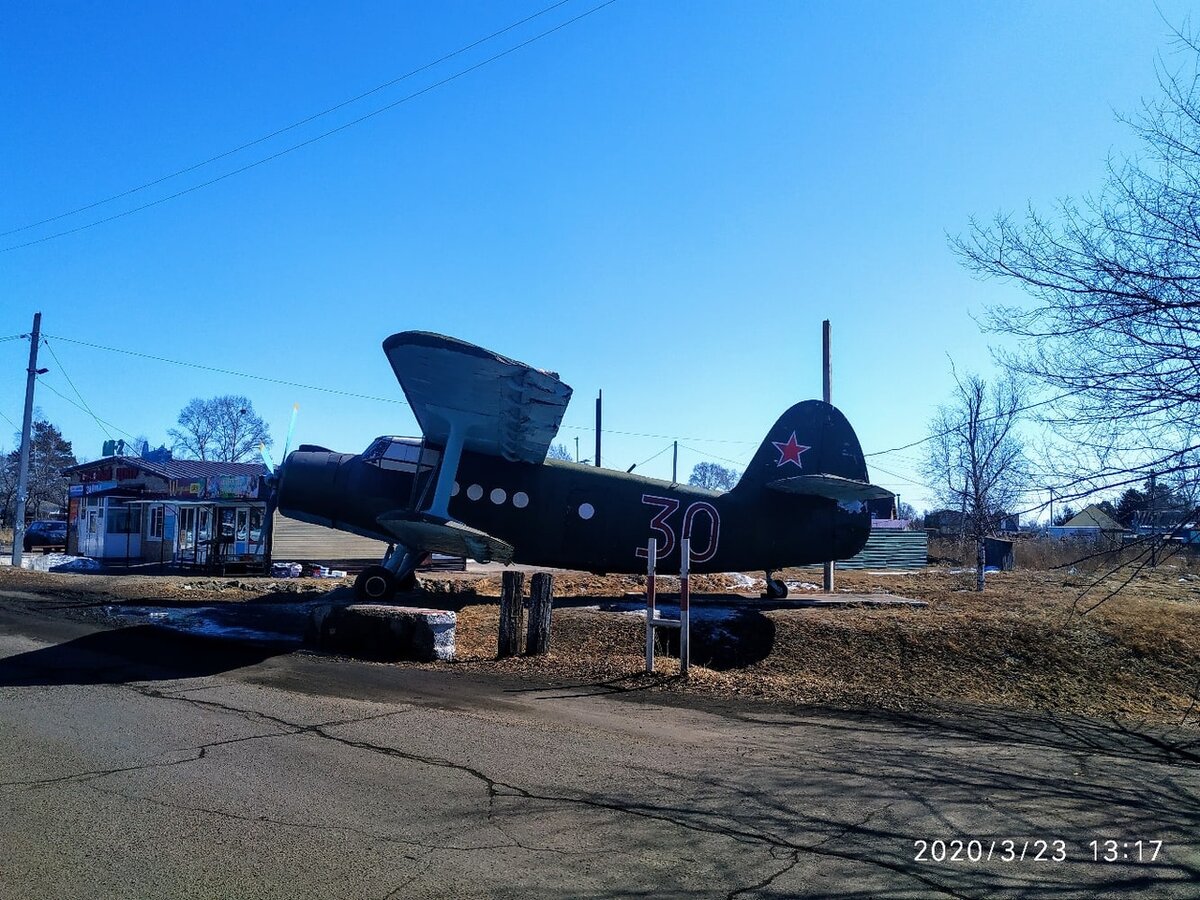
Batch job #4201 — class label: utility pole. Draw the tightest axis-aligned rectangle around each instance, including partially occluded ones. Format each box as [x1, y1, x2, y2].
[1047, 487, 1054, 528]
[575, 436, 580, 463]
[672, 440, 678, 483]
[822, 319, 834, 594]
[594, 390, 602, 468]
[11, 312, 45, 567]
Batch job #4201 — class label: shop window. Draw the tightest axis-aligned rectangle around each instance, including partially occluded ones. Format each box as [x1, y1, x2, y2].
[149, 505, 164, 539]
[106, 505, 138, 534]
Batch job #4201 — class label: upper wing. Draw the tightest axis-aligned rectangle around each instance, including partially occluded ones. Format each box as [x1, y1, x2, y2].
[766, 474, 894, 503]
[383, 331, 573, 464]
[376, 511, 515, 564]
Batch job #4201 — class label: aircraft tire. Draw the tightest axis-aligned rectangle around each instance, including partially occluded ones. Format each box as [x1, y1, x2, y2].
[355, 565, 397, 602]
[765, 576, 788, 599]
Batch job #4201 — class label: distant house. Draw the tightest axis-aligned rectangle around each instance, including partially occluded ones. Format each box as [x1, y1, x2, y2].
[925, 509, 966, 537]
[1047, 505, 1127, 542]
[924, 509, 1018, 536]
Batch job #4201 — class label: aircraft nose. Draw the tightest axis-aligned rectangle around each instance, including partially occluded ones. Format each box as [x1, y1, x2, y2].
[277, 449, 347, 526]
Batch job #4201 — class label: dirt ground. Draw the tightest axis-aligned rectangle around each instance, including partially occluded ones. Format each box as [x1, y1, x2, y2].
[2, 561, 1197, 728]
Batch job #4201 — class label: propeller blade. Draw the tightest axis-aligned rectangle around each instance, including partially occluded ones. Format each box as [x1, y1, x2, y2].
[259, 442, 276, 472]
[280, 403, 299, 463]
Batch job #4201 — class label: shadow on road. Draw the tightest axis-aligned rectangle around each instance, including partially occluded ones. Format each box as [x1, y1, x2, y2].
[0, 625, 288, 687]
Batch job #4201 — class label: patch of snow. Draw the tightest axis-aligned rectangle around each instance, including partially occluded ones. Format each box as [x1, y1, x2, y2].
[726, 573, 764, 589]
[580, 602, 741, 622]
[18, 553, 102, 573]
[108, 605, 302, 645]
[784, 581, 820, 591]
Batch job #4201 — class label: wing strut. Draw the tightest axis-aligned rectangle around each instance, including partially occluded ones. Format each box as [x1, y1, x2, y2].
[427, 421, 466, 520]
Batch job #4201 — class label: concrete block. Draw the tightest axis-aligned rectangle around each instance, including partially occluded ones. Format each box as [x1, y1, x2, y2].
[307, 603, 456, 662]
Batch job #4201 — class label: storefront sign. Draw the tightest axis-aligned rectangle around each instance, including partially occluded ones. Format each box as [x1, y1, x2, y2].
[168, 479, 205, 498]
[205, 475, 259, 500]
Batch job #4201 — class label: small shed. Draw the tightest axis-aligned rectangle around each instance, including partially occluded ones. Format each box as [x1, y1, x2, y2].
[984, 537, 1015, 571]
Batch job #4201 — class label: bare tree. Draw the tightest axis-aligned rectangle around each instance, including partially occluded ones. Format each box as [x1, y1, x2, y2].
[168, 395, 271, 463]
[688, 462, 740, 492]
[546, 443, 573, 461]
[954, 34, 1200, 504]
[922, 373, 1027, 591]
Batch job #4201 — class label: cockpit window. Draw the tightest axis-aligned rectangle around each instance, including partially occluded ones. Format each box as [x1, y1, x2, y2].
[362, 437, 441, 473]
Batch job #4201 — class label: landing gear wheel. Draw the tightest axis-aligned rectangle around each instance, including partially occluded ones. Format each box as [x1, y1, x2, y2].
[764, 575, 788, 599]
[355, 565, 397, 602]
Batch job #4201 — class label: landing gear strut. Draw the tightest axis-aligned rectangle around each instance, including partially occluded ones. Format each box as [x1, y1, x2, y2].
[764, 572, 788, 599]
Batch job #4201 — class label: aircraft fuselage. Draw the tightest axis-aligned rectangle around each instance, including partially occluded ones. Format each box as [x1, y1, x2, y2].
[278, 448, 871, 575]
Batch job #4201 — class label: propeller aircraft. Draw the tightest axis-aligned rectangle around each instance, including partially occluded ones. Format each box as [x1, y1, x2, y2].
[276, 331, 892, 602]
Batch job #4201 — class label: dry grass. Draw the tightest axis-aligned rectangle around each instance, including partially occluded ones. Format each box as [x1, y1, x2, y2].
[440, 566, 1200, 727]
[2, 561, 1197, 727]
[931, 534, 1200, 573]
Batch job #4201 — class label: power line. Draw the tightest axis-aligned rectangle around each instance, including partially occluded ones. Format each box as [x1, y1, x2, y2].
[630, 442, 675, 470]
[863, 361, 1169, 459]
[0, 334, 26, 343]
[867, 462, 926, 489]
[38, 380, 139, 442]
[1, 0, 619, 253]
[41, 338, 113, 441]
[43, 333, 410, 405]
[0, 0, 577, 238]
[677, 443, 752, 469]
[558, 421, 755, 445]
[0, 409, 19, 431]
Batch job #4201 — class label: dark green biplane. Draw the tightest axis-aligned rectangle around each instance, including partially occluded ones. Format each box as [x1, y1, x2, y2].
[276, 331, 892, 601]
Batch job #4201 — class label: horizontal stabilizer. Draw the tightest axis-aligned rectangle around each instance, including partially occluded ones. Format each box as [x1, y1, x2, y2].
[377, 511, 515, 564]
[766, 474, 893, 503]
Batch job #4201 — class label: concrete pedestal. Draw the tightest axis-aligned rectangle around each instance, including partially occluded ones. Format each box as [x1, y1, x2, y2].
[307, 603, 456, 662]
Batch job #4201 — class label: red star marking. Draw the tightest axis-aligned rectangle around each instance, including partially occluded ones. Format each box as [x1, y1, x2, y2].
[772, 432, 810, 468]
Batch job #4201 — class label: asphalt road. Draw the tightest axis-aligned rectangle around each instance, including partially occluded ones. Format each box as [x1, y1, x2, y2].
[0, 600, 1197, 899]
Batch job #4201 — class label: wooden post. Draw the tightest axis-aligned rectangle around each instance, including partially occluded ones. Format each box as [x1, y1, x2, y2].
[11, 312, 42, 568]
[498, 570, 525, 658]
[526, 572, 553, 655]
[822, 319, 834, 594]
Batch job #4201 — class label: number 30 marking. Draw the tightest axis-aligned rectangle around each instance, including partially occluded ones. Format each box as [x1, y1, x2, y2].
[635, 494, 720, 564]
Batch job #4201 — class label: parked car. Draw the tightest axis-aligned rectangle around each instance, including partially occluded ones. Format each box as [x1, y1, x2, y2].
[23, 520, 67, 553]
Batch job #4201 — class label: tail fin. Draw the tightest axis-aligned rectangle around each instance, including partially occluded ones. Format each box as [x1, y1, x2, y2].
[732, 400, 878, 497]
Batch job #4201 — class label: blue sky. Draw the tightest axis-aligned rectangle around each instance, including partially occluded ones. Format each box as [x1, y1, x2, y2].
[1, 1, 1193, 513]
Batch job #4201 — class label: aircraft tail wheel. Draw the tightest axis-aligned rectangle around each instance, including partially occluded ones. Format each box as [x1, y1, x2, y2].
[765, 574, 788, 599]
[355, 565, 397, 602]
